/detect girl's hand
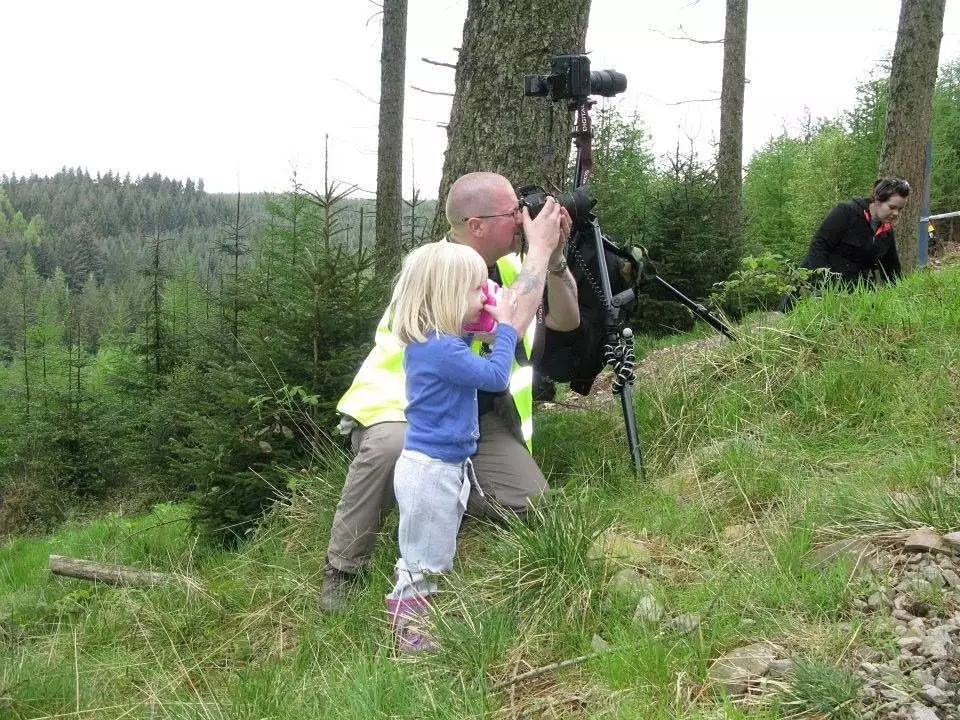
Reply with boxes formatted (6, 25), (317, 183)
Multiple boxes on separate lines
(486, 285), (519, 329)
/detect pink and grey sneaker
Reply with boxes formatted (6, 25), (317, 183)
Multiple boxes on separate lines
(385, 596), (438, 653)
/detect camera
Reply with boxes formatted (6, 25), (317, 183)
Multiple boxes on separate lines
(517, 184), (595, 227)
(523, 54), (627, 102)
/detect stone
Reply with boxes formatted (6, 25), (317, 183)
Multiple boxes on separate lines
(707, 641), (785, 693)
(904, 528), (946, 554)
(633, 595), (665, 625)
(668, 613), (701, 634)
(591, 634), (611, 651)
(942, 531), (960, 549)
(921, 684), (949, 706)
(908, 704), (941, 720)
(920, 564), (946, 586)
(605, 568), (651, 604)
(809, 537), (877, 577)
(942, 569), (960, 588)
(867, 591), (885, 610)
(767, 658), (795, 679)
(589, 529), (653, 568)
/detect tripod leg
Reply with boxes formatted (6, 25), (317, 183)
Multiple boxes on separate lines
(618, 382), (645, 479)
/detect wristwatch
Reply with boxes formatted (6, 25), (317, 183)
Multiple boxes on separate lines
(548, 257), (568, 276)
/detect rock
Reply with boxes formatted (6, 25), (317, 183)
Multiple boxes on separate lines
(904, 528), (946, 554)
(942, 531), (960, 549)
(767, 658), (795, 679)
(908, 703), (941, 720)
(605, 568), (652, 604)
(708, 641), (786, 693)
(920, 564), (946, 586)
(589, 529), (653, 568)
(921, 684), (949, 706)
(633, 595), (665, 625)
(668, 613), (701, 634)
(809, 537), (877, 577)
(867, 591), (886, 610)
(897, 636), (922, 651)
(591, 634), (611, 651)
(942, 568), (960, 588)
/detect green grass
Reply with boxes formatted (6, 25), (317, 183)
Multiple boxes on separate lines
(4, 266), (960, 717)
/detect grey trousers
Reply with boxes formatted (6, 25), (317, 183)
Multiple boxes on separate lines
(387, 451), (475, 600)
(325, 413), (547, 573)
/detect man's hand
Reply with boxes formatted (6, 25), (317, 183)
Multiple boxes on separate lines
(550, 207), (572, 267)
(521, 197), (563, 260)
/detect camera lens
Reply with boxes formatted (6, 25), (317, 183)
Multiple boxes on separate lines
(589, 70), (627, 97)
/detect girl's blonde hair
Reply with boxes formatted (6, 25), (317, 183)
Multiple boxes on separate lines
(390, 241), (488, 344)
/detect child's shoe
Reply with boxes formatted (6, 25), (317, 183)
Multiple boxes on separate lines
(385, 596), (437, 653)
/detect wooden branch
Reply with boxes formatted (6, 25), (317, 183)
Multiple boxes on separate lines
(49, 555), (176, 587)
(653, 25), (723, 44)
(666, 96), (721, 105)
(410, 85), (454, 97)
(421, 57), (457, 69)
(490, 651), (605, 692)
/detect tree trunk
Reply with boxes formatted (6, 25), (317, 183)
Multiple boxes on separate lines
(879, 0), (946, 270)
(716, 0), (748, 252)
(431, 0), (592, 236)
(49, 555), (177, 587)
(375, 0), (408, 278)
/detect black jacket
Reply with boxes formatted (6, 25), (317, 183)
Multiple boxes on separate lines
(801, 197), (902, 284)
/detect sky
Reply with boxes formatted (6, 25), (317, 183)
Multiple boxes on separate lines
(3, 0), (959, 198)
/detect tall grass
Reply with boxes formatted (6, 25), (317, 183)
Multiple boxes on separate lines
(4, 265), (960, 718)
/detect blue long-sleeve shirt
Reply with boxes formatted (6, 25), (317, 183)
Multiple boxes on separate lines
(403, 324), (518, 462)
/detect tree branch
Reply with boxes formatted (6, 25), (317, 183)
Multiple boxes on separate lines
(421, 57), (457, 69)
(653, 25), (723, 44)
(410, 85), (454, 97)
(666, 96), (721, 105)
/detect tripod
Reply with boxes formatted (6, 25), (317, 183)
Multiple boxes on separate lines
(564, 98), (736, 477)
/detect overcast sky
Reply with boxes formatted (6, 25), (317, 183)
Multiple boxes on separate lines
(3, 0), (959, 197)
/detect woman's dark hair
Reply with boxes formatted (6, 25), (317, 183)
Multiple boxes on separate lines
(873, 177), (911, 202)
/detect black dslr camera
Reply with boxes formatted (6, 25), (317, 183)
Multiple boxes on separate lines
(523, 54), (627, 103)
(517, 184), (595, 228)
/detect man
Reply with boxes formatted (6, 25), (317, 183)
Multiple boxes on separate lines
(320, 171), (579, 612)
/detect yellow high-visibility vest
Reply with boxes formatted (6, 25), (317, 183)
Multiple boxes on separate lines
(336, 253), (536, 449)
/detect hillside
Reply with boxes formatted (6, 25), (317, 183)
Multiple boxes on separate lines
(3, 261), (960, 719)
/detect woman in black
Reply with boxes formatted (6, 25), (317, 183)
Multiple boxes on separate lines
(780, 177), (911, 311)
(801, 177), (911, 284)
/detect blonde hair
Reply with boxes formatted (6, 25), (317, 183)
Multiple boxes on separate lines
(390, 242), (488, 344)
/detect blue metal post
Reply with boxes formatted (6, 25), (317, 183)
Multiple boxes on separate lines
(918, 139), (932, 267)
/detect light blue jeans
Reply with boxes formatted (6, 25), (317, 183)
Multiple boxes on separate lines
(387, 449), (479, 600)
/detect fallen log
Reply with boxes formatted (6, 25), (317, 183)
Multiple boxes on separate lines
(49, 555), (175, 587)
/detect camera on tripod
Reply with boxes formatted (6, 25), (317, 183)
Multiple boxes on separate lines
(523, 54), (627, 103)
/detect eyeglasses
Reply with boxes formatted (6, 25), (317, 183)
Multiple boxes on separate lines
(874, 177), (911, 196)
(461, 203), (520, 223)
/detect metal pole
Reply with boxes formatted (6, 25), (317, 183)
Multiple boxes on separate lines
(918, 139), (933, 267)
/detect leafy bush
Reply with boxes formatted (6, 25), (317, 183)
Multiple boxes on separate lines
(709, 252), (819, 318)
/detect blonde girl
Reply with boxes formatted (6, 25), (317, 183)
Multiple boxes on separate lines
(385, 241), (519, 652)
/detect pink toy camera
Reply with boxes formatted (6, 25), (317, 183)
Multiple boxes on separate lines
(463, 279), (499, 334)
